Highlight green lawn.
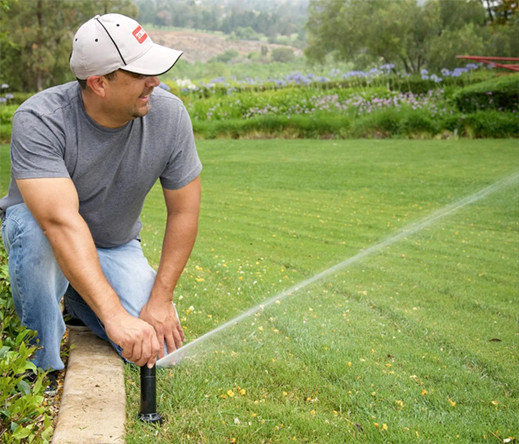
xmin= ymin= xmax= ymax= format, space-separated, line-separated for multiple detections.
xmin=131 ymin=139 xmax=519 ymax=443
xmin=1 ymin=140 xmax=518 ymax=443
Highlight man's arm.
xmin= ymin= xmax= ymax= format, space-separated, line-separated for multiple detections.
xmin=16 ymin=177 xmax=160 ymax=367
xmin=139 ymin=176 xmax=201 ymax=357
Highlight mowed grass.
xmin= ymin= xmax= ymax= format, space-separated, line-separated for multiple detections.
xmin=125 ymin=139 xmax=519 ymax=443
xmin=1 ymin=140 xmax=518 ymax=443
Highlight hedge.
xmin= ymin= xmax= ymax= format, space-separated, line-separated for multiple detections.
xmin=453 ymin=73 xmax=519 ymax=113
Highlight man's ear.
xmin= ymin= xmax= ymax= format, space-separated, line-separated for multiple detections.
xmin=85 ymin=76 xmax=108 ymax=98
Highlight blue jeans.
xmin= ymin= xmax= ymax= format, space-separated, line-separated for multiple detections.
xmin=1 ymin=203 xmax=157 ymax=371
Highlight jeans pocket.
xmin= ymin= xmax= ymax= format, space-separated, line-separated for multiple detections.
xmin=1 ymin=215 xmax=12 ymax=252
xmin=1 ymin=205 xmax=23 ymax=253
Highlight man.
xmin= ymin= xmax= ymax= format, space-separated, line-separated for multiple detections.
xmin=0 ymin=13 xmax=202 ymax=379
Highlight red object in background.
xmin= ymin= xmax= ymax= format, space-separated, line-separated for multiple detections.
xmin=457 ymin=55 xmax=519 ymax=72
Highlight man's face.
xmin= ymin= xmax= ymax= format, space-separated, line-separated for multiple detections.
xmin=103 ymin=70 xmax=160 ymax=126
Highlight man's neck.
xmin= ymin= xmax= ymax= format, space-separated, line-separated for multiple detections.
xmin=81 ymin=89 xmax=129 ymax=128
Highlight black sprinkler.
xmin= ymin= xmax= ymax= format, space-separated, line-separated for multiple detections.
xmin=138 ymin=365 xmax=162 ymax=424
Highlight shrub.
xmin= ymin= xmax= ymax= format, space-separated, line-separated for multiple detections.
xmin=453 ymin=74 xmax=519 ymax=112
xmin=271 ymin=48 xmax=296 ymax=63
xmin=0 ymin=246 xmax=53 ymax=443
xmin=352 ymin=109 xmax=401 ymax=138
xmin=210 ymin=50 xmax=240 ymax=64
xmin=456 ymin=111 xmax=519 ymax=138
xmin=0 ymin=104 xmax=17 ymax=144
xmin=0 ymin=105 xmax=17 ymax=125
xmin=399 ymin=110 xmax=440 ymax=136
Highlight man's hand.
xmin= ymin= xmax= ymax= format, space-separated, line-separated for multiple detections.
xmin=104 ymin=311 xmax=161 ymax=368
xmin=139 ymin=299 xmax=185 ymax=359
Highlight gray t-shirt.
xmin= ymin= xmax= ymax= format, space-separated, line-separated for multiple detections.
xmin=0 ymin=82 xmax=202 ymax=248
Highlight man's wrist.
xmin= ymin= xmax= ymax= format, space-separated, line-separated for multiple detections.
xmin=150 ymin=277 xmax=176 ymax=303
xmin=95 ymin=291 xmax=128 ymax=324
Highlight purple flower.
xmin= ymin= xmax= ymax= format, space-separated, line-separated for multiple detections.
xmin=380 ymin=63 xmax=395 ymax=71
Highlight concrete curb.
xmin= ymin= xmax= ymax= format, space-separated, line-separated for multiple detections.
xmin=51 ymin=330 xmax=126 ymax=444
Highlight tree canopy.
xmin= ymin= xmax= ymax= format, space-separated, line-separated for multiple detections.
xmin=305 ymin=0 xmax=519 ymax=73
xmin=0 ymin=0 xmax=136 ymax=91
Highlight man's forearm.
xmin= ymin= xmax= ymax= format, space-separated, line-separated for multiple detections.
xmin=149 ymin=178 xmax=201 ymax=303
xmin=42 ymin=212 xmax=125 ymax=321
xmin=150 ymin=210 xmax=199 ymax=302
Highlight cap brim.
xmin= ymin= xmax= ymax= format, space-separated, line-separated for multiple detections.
xmin=123 ymin=44 xmax=183 ymax=77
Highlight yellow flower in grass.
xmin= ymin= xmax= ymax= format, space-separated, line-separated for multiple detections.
xmin=448 ymin=398 xmax=456 ymax=407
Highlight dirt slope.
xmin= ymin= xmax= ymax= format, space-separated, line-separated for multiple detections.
xmin=148 ymin=29 xmax=302 ymax=63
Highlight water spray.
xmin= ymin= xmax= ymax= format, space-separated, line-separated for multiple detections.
xmin=157 ymin=170 xmax=519 ymax=369
xmin=144 ymin=171 xmax=519 ymax=423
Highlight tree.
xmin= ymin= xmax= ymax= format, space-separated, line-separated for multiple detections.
xmin=0 ymin=0 xmax=137 ymax=92
xmin=304 ymin=0 xmax=503 ymax=73
xmin=480 ymin=0 xmax=519 ymax=24
xmin=306 ymin=0 xmax=436 ymax=73
xmin=478 ymin=0 xmax=519 ymax=57
xmin=271 ymin=47 xmax=296 ymax=63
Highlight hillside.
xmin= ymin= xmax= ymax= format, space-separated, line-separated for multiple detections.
xmin=148 ymin=29 xmax=303 ymax=63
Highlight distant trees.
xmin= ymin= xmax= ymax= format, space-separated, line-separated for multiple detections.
xmin=305 ymin=0 xmax=518 ymax=73
xmin=0 ymin=0 xmax=137 ymax=91
xmin=133 ymin=0 xmax=308 ymax=41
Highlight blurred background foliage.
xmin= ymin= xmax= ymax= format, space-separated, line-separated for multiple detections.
xmin=305 ymin=0 xmax=518 ymax=73
xmin=0 ymin=0 xmax=517 ymax=91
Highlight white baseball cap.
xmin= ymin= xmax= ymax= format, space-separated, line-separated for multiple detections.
xmin=70 ymin=13 xmax=183 ymax=80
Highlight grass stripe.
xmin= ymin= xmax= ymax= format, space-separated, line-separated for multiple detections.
xmin=158 ymin=170 xmax=519 ymax=368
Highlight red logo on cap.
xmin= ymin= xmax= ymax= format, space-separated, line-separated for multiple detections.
xmin=132 ymin=26 xmax=148 ymax=44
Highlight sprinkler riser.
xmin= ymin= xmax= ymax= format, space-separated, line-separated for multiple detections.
xmin=138 ymin=365 xmax=163 ymax=425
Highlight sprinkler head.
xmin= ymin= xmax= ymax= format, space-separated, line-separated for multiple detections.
xmin=138 ymin=411 xmax=163 ymax=424
xmin=138 ymin=365 xmax=163 ymax=425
